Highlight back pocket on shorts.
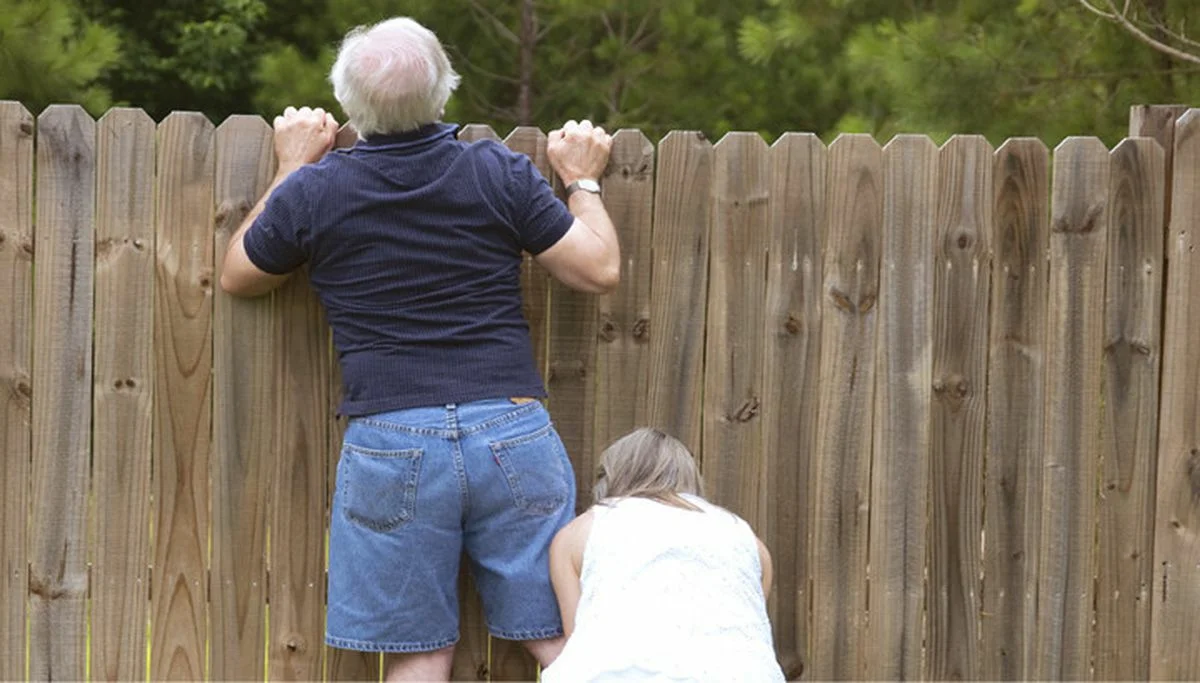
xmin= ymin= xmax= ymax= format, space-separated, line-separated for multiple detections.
xmin=339 ymin=443 xmax=423 ymax=531
xmin=489 ymin=423 xmax=569 ymax=515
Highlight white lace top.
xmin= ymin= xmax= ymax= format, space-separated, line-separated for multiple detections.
xmin=541 ymin=495 xmax=785 ymax=682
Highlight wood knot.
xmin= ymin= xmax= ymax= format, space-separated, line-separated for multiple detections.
xmin=784 ymin=313 xmax=801 ymax=335
xmin=284 ymin=638 xmax=301 ymax=653
xmin=476 ymin=662 xmax=489 ymax=679
xmin=729 ymin=397 xmax=760 ymax=423
xmin=19 ymin=120 xmax=33 ymax=136
xmin=598 ymin=315 xmax=618 ymax=343
xmin=0 ymin=233 xmax=5 ymax=246
xmin=933 ymin=374 xmax=971 ymax=407
xmin=112 ymin=378 xmax=138 ymax=391
xmin=12 ymin=379 xmax=32 ymax=403
xmin=22 ymin=241 xmax=34 ymax=257
xmin=632 ymin=317 xmax=649 ymax=341
xmin=548 ymin=360 xmax=586 ymax=381
xmin=956 ymin=232 xmax=972 ymax=250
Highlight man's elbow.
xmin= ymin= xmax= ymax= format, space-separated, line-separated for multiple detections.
xmin=219 ymin=270 xmax=268 ymax=298
xmin=585 ymin=262 xmax=620 ymax=294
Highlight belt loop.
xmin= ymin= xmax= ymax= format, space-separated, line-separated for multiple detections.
xmin=445 ymin=403 xmax=458 ymax=432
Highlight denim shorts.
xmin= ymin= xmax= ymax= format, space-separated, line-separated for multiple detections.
xmin=325 ymin=397 xmax=576 ymax=653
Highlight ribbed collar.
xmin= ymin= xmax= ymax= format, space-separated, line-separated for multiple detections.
xmin=360 ymin=122 xmax=460 ymax=149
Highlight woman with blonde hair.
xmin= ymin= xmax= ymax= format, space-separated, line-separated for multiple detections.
xmin=541 ymin=428 xmax=785 ymax=682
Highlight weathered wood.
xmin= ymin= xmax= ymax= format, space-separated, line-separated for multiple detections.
xmin=646 ymin=131 xmax=713 ymax=453
xmin=269 ymin=267 xmax=330 ymax=680
xmin=1151 ymin=108 xmax=1200 ymax=680
xmin=982 ymin=138 xmax=1051 ymax=681
xmin=703 ymin=132 xmax=769 ymax=518
xmin=928 ymin=135 xmax=993 ymax=681
xmin=28 ymin=105 xmax=95 ymax=681
xmin=211 ymin=115 xmax=275 ymax=680
xmin=151 ymin=111 xmax=215 ymax=681
xmin=868 ymin=135 xmax=936 ymax=681
xmin=1130 ymin=104 xmax=1189 ymax=256
xmin=809 ymin=134 xmax=882 ymax=681
xmin=451 ymin=123 xmax=503 ymax=683
xmin=0 ymin=100 xmax=33 ymax=681
xmin=592 ymin=129 xmax=654 ymax=456
xmin=1095 ymin=137 xmax=1164 ymax=681
xmin=92 ymin=107 xmax=156 ymax=682
xmin=1034 ymin=136 xmax=1109 ymax=682
xmin=762 ymin=133 xmax=825 ymax=681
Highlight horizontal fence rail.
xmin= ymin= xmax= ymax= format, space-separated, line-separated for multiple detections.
xmin=1 ymin=102 xmax=1199 ymax=681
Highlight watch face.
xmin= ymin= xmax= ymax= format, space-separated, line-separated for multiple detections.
xmin=577 ymin=179 xmax=600 ymax=193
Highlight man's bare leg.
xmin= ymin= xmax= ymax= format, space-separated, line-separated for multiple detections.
xmin=523 ymin=636 xmax=566 ymax=668
xmin=383 ymin=646 xmax=455 ymax=682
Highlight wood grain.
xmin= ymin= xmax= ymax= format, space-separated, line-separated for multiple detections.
xmin=809 ymin=134 xmax=882 ymax=681
xmin=92 ymin=107 xmax=156 ymax=682
xmin=28 ymin=104 xmax=95 ymax=681
xmin=592 ymin=130 xmax=654 ymax=457
xmin=1129 ymin=104 xmax=1188 ymax=258
xmin=1034 ymin=136 xmax=1109 ymax=682
xmin=504 ymin=126 xmax=552 ymax=383
xmin=868 ymin=135 xmax=936 ymax=681
xmin=646 ymin=131 xmax=713 ymax=454
xmin=269 ymin=266 xmax=330 ymax=680
xmin=928 ymin=135 xmax=993 ymax=681
xmin=982 ymin=138 xmax=1050 ymax=681
xmin=211 ymin=115 xmax=275 ymax=680
xmin=762 ymin=133 xmax=826 ymax=680
xmin=1096 ymin=137 xmax=1164 ymax=681
xmin=703 ymin=132 xmax=769 ymax=518
xmin=1151 ymin=108 xmax=1200 ymax=680
xmin=151 ymin=111 xmax=215 ymax=681
xmin=0 ymin=100 xmax=33 ymax=681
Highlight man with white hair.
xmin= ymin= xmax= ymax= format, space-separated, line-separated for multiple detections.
xmin=220 ymin=16 xmax=618 ymax=681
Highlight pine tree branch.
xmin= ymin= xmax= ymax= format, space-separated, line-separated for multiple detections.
xmin=1078 ymin=0 xmax=1200 ymax=65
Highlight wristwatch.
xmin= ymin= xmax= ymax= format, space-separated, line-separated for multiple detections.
xmin=566 ymin=178 xmax=601 ymax=196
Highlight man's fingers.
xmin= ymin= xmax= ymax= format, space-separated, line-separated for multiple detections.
xmin=593 ymin=126 xmax=606 ymax=138
xmin=274 ymin=115 xmax=285 ymax=128
xmin=325 ymin=112 xmax=338 ymax=129
xmin=284 ymin=106 xmax=298 ymax=117
xmin=548 ymin=128 xmax=565 ymax=142
xmin=578 ymin=120 xmax=594 ymax=133
xmin=299 ymin=106 xmax=313 ymax=117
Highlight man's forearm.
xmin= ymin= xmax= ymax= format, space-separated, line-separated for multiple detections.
xmin=567 ymin=191 xmax=620 ymax=276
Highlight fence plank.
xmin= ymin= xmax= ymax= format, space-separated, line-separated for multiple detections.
xmin=1151 ymin=108 xmax=1200 ymax=680
xmin=0 ymin=100 xmax=33 ymax=681
xmin=1095 ymin=137 xmax=1164 ymax=681
xmin=1129 ymin=105 xmax=1188 ymax=258
xmin=592 ymin=129 xmax=654 ymax=460
xmin=703 ymin=133 xmax=769 ymax=518
xmin=28 ymin=105 xmax=95 ymax=681
xmin=647 ymin=132 xmax=713 ymax=453
xmin=928 ymin=135 xmax=993 ymax=680
xmin=269 ymin=270 xmax=330 ymax=680
xmin=92 ymin=107 xmax=156 ymax=682
xmin=982 ymin=138 xmax=1050 ymax=681
xmin=211 ymin=115 xmax=275 ymax=680
xmin=762 ymin=133 xmax=825 ymax=680
xmin=810 ymin=134 xmax=882 ymax=681
xmin=1034 ymin=136 xmax=1109 ymax=681
xmin=451 ymin=123 xmax=501 ymax=683
xmin=505 ymin=126 xmax=552 ymax=382
xmin=151 ymin=111 xmax=215 ymax=681
xmin=868 ymin=135 xmax=936 ymax=680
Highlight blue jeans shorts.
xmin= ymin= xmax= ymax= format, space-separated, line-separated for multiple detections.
xmin=325 ymin=398 xmax=576 ymax=653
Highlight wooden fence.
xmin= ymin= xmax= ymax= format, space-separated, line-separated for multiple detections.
xmin=1 ymin=101 xmax=1199 ymax=681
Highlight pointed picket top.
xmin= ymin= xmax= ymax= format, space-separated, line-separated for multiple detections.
xmin=0 ymin=100 xmax=35 ymax=137
xmin=158 ymin=109 xmax=215 ymax=131
xmin=98 ymin=107 xmax=156 ymax=132
xmin=606 ymin=130 xmax=655 ymax=185
xmin=503 ymin=126 xmax=549 ymax=176
xmin=995 ymin=136 xmax=1050 ymax=159
xmin=1174 ymin=106 xmax=1200 ymax=132
xmin=941 ymin=133 xmax=993 ymax=153
xmin=658 ymin=129 xmax=711 ymax=149
xmin=829 ymin=131 xmax=883 ymax=151
xmin=459 ymin=123 xmax=500 ymax=142
xmin=771 ymin=131 xmax=822 ymax=148
xmin=216 ymin=114 xmax=272 ymax=138
xmin=712 ymin=130 xmax=770 ymax=151
xmin=1050 ymin=137 xmax=1109 ymax=236
xmin=1110 ymin=136 xmax=1165 ymax=168
xmin=883 ymin=133 xmax=938 ymax=154
xmin=37 ymin=104 xmax=95 ymax=145
xmin=1052 ymin=135 xmax=1109 ymax=157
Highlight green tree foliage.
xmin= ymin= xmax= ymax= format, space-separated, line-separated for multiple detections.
xmin=0 ymin=0 xmax=120 ymax=114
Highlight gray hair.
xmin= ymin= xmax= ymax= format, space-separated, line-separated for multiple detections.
xmin=594 ymin=428 xmax=706 ymax=511
xmin=329 ymin=17 xmax=461 ymax=138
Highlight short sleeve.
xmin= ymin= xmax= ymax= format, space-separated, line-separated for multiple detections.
xmin=242 ymin=174 xmax=311 ymax=275
xmin=505 ymin=152 xmax=574 ymax=255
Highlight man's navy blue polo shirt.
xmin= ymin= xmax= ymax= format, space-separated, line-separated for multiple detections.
xmin=243 ymin=123 xmax=574 ymax=417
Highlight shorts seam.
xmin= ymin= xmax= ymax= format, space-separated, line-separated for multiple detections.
xmin=354 ymin=401 xmax=542 ymax=438
xmin=487 ymin=625 xmax=564 ymax=641
xmin=325 ymin=633 xmax=459 ymax=653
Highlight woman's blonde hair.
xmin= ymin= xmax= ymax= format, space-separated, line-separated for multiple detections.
xmin=593 ymin=428 xmax=705 ymax=511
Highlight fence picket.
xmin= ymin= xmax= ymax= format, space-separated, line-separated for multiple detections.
xmin=211 ymin=115 xmax=276 ymax=680
xmin=1035 ymin=136 xmax=1109 ymax=681
xmin=29 ymin=105 xmax=95 ymax=681
xmin=1151 ymin=108 xmax=1200 ymax=679
xmin=0 ymin=101 xmax=33 ymax=681
xmin=646 ymin=132 xmax=713 ymax=453
xmin=151 ymin=111 xmax=215 ymax=681
xmin=92 ymin=107 xmax=156 ymax=682
xmin=810 ymin=134 xmax=882 ymax=681
xmin=928 ymin=135 xmax=993 ymax=680
xmin=982 ymin=138 xmax=1051 ymax=681
xmin=1096 ymin=137 xmax=1165 ymax=680
xmin=761 ymin=133 xmax=825 ymax=680
xmin=869 ymin=135 xmax=936 ymax=680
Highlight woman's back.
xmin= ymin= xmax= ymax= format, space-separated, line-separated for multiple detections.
xmin=543 ymin=495 xmax=785 ymax=682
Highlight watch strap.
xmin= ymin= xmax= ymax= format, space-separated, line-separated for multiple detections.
xmin=565 ymin=178 xmax=601 ymax=196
